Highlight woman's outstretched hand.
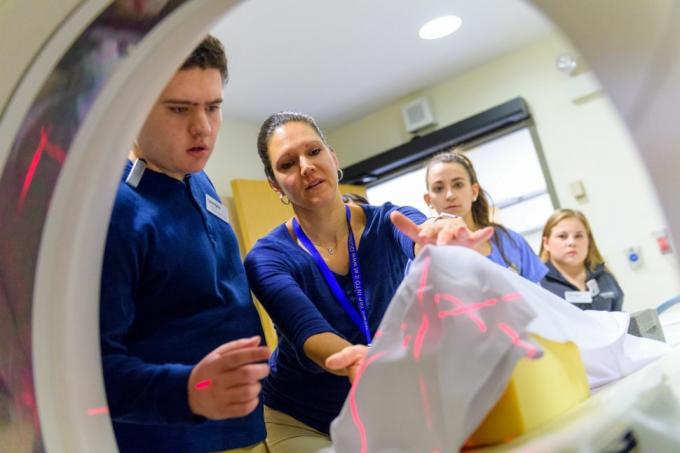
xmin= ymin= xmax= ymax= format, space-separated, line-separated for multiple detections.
xmin=390 ymin=211 xmax=494 ymax=249
xmin=325 ymin=344 xmax=369 ymax=384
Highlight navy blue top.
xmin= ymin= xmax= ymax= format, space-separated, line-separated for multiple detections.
xmin=244 ymin=203 xmax=425 ymax=434
xmin=100 ymin=161 xmax=265 ymax=453
xmin=488 ymin=227 xmax=548 ymax=283
xmin=541 ymin=261 xmax=624 ymax=311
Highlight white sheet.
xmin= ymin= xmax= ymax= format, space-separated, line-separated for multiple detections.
xmin=329 ymin=246 xmax=669 ymax=452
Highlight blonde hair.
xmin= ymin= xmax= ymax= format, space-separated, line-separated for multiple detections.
xmin=539 ymin=209 xmax=605 ymax=272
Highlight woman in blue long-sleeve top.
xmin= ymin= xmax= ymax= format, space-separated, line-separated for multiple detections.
xmin=244 ymin=112 xmax=493 ymax=452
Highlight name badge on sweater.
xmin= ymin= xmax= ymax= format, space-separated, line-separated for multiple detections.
xmin=206 ymin=194 xmax=229 ymax=223
xmin=564 ymin=291 xmax=592 ymax=304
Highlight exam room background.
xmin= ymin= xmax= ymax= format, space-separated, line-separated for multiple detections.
xmin=205 ymin=29 xmax=680 ymax=316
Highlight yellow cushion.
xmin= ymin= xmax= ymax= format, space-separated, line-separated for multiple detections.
xmin=465 ymin=335 xmax=589 ymax=447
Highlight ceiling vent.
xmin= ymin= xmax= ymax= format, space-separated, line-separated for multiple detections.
xmin=401 ymin=97 xmax=436 ymax=133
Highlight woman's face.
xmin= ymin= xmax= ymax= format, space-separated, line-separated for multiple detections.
xmin=424 ymin=162 xmax=479 ymax=220
xmin=543 ymin=217 xmax=590 ymax=268
xmin=267 ymin=121 xmax=340 ymax=208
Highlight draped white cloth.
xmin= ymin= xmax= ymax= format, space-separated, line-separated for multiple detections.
xmin=329 ymin=246 xmax=669 ymax=453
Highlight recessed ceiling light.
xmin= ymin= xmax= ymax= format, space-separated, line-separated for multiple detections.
xmin=419 ymin=15 xmax=462 ymax=40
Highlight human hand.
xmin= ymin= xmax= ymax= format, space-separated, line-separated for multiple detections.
xmin=188 ymin=336 xmax=270 ymax=420
xmin=325 ymin=344 xmax=369 ymax=384
xmin=390 ymin=211 xmax=494 ymax=249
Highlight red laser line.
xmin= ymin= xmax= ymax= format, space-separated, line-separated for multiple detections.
xmin=412 ymin=257 xmax=433 ymax=360
xmin=436 ymin=293 xmax=491 ymax=332
xmin=349 ymin=351 xmax=386 ymax=453
xmin=18 ymin=126 xmax=67 ymax=210
xmin=45 ymin=141 xmax=66 ymax=164
xmin=87 ymin=407 xmax=109 ymax=416
xmin=18 ymin=127 xmax=48 ymax=209
xmin=416 ymin=256 xmax=431 ymax=305
xmin=419 ymin=374 xmax=433 ymax=431
xmin=413 ymin=313 xmax=430 ymax=361
xmin=501 ymin=292 xmax=521 ymax=302
xmin=497 ymin=322 xmax=538 ymax=358
xmin=195 ymin=379 xmax=212 ymax=390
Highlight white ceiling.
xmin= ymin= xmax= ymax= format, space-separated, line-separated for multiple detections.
xmin=212 ymin=0 xmax=555 ymax=130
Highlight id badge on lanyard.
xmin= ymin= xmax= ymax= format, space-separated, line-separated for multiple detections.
xmin=293 ymin=205 xmax=372 ymax=344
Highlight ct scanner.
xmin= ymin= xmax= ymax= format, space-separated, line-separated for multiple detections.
xmin=1 ymin=0 xmax=679 ymax=451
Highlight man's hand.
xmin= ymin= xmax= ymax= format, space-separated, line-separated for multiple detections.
xmin=325 ymin=344 xmax=369 ymax=384
xmin=390 ymin=211 xmax=494 ymax=250
xmin=188 ymin=336 xmax=270 ymax=420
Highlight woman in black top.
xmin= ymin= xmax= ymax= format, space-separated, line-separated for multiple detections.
xmin=539 ymin=209 xmax=623 ymax=311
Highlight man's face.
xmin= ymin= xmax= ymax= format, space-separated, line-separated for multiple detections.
xmin=135 ymin=68 xmax=223 ymax=179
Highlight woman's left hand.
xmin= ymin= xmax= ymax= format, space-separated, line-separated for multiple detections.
xmin=390 ymin=211 xmax=494 ymax=249
xmin=325 ymin=344 xmax=369 ymax=384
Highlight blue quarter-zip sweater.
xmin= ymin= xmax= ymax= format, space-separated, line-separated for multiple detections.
xmin=100 ymin=161 xmax=265 ymax=453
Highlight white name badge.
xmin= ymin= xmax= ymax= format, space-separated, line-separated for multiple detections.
xmin=206 ymin=194 xmax=229 ymax=224
xmin=586 ymin=279 xmax=600 ymax=296
xmin=564 ymin=291 xmax=593 ymax=304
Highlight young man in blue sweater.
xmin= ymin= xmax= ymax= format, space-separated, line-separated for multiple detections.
xmin=99 ymin=36 xmax=270 ymax=452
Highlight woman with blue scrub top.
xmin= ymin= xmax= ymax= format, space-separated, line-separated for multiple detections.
xmin=244 ymin=112 xmax=493 ymax=452
xmin=424 ymin=151 xmax=548 ymax=283
xmin=539 ymin=209 xmax=624 ymax=311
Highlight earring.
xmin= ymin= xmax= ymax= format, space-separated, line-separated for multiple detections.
xmin=279 ymin=193 xmax=291 ymax=205
xmin=337 ymin=169 xmax=344 ymax=182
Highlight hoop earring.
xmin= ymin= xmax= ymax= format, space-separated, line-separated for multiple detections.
xmin=279 ymin=193 xmax=291 ymax=205
xmin=337 ymin=169 xmax=344 ymax=182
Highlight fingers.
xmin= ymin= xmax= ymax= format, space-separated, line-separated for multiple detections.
xmin=325 ymin=345 xmax=369 ymax=370
xmin=471 ymin=226 xmax=494 ymax=243
xmin=390 ymin=211 xmax=422 ymax=243
xmin=212 ymin=336 xmax=262 ymax=356
xmin=214 ymin=347 xmax=271 ymax=373
xmin=221 ymin=363 xmax=270 ymax=387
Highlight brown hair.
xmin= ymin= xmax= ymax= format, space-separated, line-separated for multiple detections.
xmin=425 ymin=149 xmax=516 ymax=265
xmin=539 ymin=209 xmax=605 ymax=272
xmin=256 ymin=111 xmax=330 ymax=180
xmin=342 ymin=192 xmax=369 ymax=205
xmin=180 ymin=35 xmax=228 ymax=82
xmin=425 ymin=150 xmax=494 ymax=229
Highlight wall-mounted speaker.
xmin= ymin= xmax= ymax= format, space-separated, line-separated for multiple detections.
xmin=401 ymin=96 xmax=436 ymax=133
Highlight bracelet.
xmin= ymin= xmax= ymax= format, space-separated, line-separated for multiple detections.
xmin=434 ymin=212 xmax=461 ymax=221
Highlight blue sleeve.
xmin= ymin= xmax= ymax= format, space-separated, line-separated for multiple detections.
xmin=244 ymin=240 xmax=338 ymax=373
xmin=514 ymin=231 xmax=548 ymax=283
xmin=99 ymin=205 xmax=198 ymax=425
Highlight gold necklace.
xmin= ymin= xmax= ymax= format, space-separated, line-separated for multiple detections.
xmin=312 ymin=242 xmax=336 ymax=255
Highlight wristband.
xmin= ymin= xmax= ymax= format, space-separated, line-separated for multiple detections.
xmin=434 ymin=212 xmax=461 ymax=221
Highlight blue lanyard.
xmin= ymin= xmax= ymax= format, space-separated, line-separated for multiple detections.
xmin=292 ymin=205 xmax=371 ymax=344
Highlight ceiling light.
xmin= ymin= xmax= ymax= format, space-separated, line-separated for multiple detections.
xmin=419 ymin=15 xmax=462 ymax=40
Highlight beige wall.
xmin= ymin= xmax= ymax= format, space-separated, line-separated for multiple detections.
xmin=207 ymin=32 xmax=680 ymax=312
xmin=325 ymin=32 xmax=680 ymax=312
xmin=205 ymin=115 xmax=264 ymax=196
